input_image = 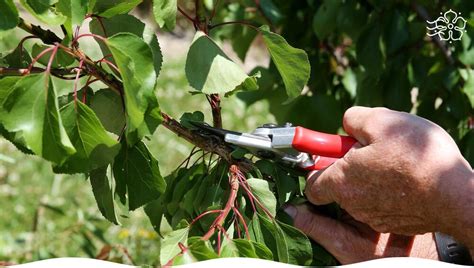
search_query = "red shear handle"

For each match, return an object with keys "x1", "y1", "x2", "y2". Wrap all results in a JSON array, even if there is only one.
[
  {"x1": 292, "y1": 126, "x2": 357, "y2": 158},
  {"x1": 303, "y1": 156, "x2": 339, "y2": 171}
]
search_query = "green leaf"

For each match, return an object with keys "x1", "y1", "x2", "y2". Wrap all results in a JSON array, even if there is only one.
[
  {"x1": 187, "y1": 237, "x2": 219, "y2": 260},
  {"x1": 259, "y1": 26, "x2": 310, "y2": 100},
  {"x1": 179, "y1": 111, "x2": 204, "y2": 129},
  {"x1": 170, "y1": 250, "x2": 196, "y2": 265},
  {"x1": 1, "y1": 74, "x2": 75, "y2": 163},
  {"x1": 461, "y1": 69, "x2": 474, "y2": 108},
  {"x1": 220, "y1": 236, "x2": 239, "y2": 258},
  {"x1": 258, "y1": 214, "x2": 313, "y2": 265},
  {"x1": 20, "y1": 0, "x2": 67, "y2": 25},
  {"x1": 53, "y1": 101, "x2": 120, "y2": 174},
  {"x1": 247, "y1": 178, "x2": 277, "y2": 217},
  {"x1": 89, "y1": 89, "x2": 125, "y2": 135},
  {"x1": 113, "y1": 141, "x2": 166, "y2": 210},
  {"x1": 56, "y1": 0, "x2": 88, "y2": 37},
  {"x1": 153, "y1": 0, "x2": 177, "y2": 31},
  {"x1": 160, "y1": 227, "x2": 190, "y2": 265},
  {"x1": 144, "y1": 198, "x2": 164, "y2": 235},
  {"x1": 2, "y1": 44, "x2": 32, "y2": 68},
  {"x1": 90, "y1": 166, "x2": 119, "y2": 224},
  {"x1": 90, "y1": 0, "x2": 142, "y2": 18},
  {"x1": 383, "y1": 10, "x2": 409, "y2": 54},
  {"x1": 233, "y1": 239, "x2": 273, "y2": 260},
  {"x1": 185, "y1": 31, "x2": 251, "y2": 94},
  {"x1": 251, "y1": 241, "x2": 274, "y2": 260},
  {"x1": 90, "y1": 14, "x2": 163, "y2": 76},
  {"x1": 0, "y1": 0, "x2": 19, "y2": 32},
  {"x1": 32, "y1": 44, "x2": 75, "y2": 68},
  {"x1": 231, "y1": 25, "x2": 257, "y2": 61},
  {"x1": 335, "y1": 0, "x2": 367, "y2": 41},
  {"x1": 312, "y1": 0, "x2": 342, "y2": 39},
  {"x1": 356, "y1": 21, "x2": 385, "y2": 76},
  {"x1": 258, "y1": 0, "x2": 282, "y2": 24},
  {"x1": 0, "y1": 76, "x2": 20, "y2": 108},
  {"x1": 58, "y1": 86, "x2": 94, "y2": 108},
  {"x1": 342, "y1": 68, "x2": 357, "y2": 98},
  {"x1": 106, "y1": 33, "x2": 158, "y2": 142}
]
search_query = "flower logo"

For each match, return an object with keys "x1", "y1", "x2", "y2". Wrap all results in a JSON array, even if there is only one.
[{"x1": 426, "y1": 9, "x2": 467, "y2": 43}]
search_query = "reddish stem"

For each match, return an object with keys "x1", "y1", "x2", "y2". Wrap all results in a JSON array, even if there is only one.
[
  {"x1": 45, "y1": 45, "x2": 59, "y2": 74},
  {"x1": 27, "y1": 46, "x2": 55, "y2": 74},
  {"x1": 190, "y1": 210, "x2": 222, "y2": 226},
  {"x1": 73, "y1": 59, "x2": 85, "y2": 103},
  {"x1": 234, "y1": 218, "x2": 242, "y2": 239},
  {"x1": 73, "y1": 33, "x2": 107, "y2": 46},
  {"x1": 17, "y1": 36, "x2": 40, "y2": 64},
  {"x1": 233, "y1": 207, "x2": 250, "y2": 240},
  {"x1": 97, "y1": 58, "x2": 120, "y2": 74},
  {"x1": 178, "y1": 6, "x2": 195, "y2": 24},
  {"x1": 202, "y1": 165, "x2": 240, "y2": 240}
]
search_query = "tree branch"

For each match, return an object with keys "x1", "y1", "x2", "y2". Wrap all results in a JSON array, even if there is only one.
[
  {"x1": 411, "y1": 3, "x2": 455, "y2": 65},
  {"x1": 208, "y1": 94, "x2": 222, "y2": 128},
  {"x1": 14, "y1": 18, "x2": 253, "y2": 171}
]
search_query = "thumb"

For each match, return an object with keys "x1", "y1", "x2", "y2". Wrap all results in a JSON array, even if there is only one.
[
  {"x1": 284, "y1": 204, "x2": 361, "y2": 264},
  {"x1": 343, "y1": 106, "x2": 384, "y2": 146}
]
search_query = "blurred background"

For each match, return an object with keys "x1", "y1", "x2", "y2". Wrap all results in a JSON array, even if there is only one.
[{"x1": 1, "y1": 0, "x2": 474, "y2": 266}]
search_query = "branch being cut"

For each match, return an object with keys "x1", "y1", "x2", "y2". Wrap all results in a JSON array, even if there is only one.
[
  {"x1": 14, "y1": 18, "x2": 253, "y2": 171},
  {"x1": 208, "y1": 94, "x2": 222, "y2": 128}
]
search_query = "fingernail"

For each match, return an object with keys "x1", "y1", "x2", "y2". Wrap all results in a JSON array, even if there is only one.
[{"x1": 283, "y1": 204, "x2": 297, "y2": 219}]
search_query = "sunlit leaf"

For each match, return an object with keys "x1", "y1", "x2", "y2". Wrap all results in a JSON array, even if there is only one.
[
  {"x1": 247, "y1": 178, "x2": 277, "y2": 217},
  {"x1": 106, "y1": 33, "x2": 158, "y2": 143},
  {"x1": 53, "y1": 101, "x2": 120, "y2": 174},
  {"x1": 1, "y1": 74, "x2": 75, "y2": 163},
  {"x1": 56, "y1": 0, "x2": 88, "y2": 37},
  {"x1": 20, "y1": 0, "x2": 67, "y2": 25},
  {"x1": 185, "y1": 31, "x2": 251, "y2": 94},
  {"x1": 89, "y1": 0, "x2": 142, "y2": 18},
  {"x1": 160, "y1": 227, "x2": 189, "y2": 265},
  {"x1": 259, "y1": 26, "x2": 310, "y2": 100}
]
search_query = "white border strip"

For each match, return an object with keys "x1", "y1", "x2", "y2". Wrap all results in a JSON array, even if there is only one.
[{"x1": 6, "y1": 257, "x2": 472, "y2": 268}]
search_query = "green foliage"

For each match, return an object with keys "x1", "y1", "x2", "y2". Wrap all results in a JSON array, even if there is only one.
[
  {"x1": 185, "y1": 31, "x2": 251, "y2": 94},
  {"x1": 259, "y1": 25, "x2": 311, "y2": 100},
  {"x1": 53, "y1": 101, "x2": 120, "y2": 174},
  {"x1": 1, "y1": 74, "x2": 75, "y2": 164},
  {"x1": 153, "y1": 0, "x2": 177, "y2": 31},
  {"x1": 1, "y1": 0, "x2": 474, "y2": 266},
  {"x1": 113, "y1": 141, "x2": 166, "y2": 210},
  {"x1": 0, "y1": 0, "x2": 19, "y2": 32},
  {"x1": 20, "y1": 0, "x2": 67, "y2": 25},
  {"x1": 106, "y1": 33, "x2": 161, "y2": 143}
]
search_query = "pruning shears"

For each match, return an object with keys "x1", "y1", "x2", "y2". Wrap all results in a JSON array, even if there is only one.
[{"x1": 191, "y1": 122, "x2": 357, "y2": 171}]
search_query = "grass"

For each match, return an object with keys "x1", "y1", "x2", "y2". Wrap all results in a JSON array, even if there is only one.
[{"x1": 0, "y1": 49, "x2": 275, "y2": 265}]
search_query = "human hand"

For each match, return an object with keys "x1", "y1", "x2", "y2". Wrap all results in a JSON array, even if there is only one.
[
  {"x1": 305, "y1": 107, "x2": 473, "y2": 240},
  {"x1": 284, "y1": 204, "x2": 439, "y2": 264}
]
